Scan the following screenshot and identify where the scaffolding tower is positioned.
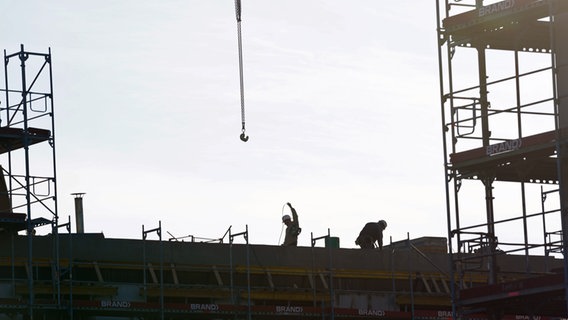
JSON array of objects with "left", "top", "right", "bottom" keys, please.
[
  {"left": 437, "top": 0, "right": 568, "bottom": 317},
  {"left": 0, "top": 44, "right": 59, "bottom": 319}
]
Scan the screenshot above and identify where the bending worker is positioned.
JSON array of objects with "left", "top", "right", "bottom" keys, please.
[
  {"left": 282, "top": 202, "right": 301, "bottom": 246},
  {"left": 355, "top": 220, "right": 387, "bottom": 249}
]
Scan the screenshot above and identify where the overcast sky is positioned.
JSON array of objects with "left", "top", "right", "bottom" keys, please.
[{"left": 0, "top": 1, "right": 446, "bottom": 247}]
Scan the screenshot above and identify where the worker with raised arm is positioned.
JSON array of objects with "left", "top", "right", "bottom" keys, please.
[
  {"left": 282, "top": 202, "right": 301, "bottom": 246},
  {"left": 355, "top": 220, "right": 387, "bottom": 249}
]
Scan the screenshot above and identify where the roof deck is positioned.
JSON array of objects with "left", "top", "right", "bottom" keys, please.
[{"left": 0, "top": 233, "right": 564, "bottom": 318}]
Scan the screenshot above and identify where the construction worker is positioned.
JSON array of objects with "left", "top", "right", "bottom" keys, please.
[
  {"left": 282, "top": 202, "right": 301, "bottom": 246},
  {"left": 355, "top": 220, "right": 387, "bottom": 249}
]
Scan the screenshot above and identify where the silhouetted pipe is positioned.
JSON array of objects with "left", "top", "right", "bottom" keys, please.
[{"left": 72, "top": 193, "right": 86, "bottom": 233}]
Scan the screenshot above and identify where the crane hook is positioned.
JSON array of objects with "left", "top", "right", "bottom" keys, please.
[{"left": 240, "top": 129, "right": 249, "bottom": 142}]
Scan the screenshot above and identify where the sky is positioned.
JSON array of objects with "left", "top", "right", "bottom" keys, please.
[{"left": 0, "top": 1, "right": 447, "bottom": 248}]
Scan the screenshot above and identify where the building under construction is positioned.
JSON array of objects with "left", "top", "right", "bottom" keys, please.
[{"left": 1, "top": 0, "right": 568, "bottom": 319}]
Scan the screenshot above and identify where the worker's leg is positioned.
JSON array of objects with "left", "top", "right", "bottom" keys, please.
[{"left": 359, "top": 241, "right": 374, "bottom": 249}]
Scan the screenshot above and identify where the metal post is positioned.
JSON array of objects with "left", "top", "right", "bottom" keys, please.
[
  {"left": 406, "top": 233, "right": 415, "bottom": 319},
  {"left": 142, "top": 222, "right": 163, "bottom": 320},
  {"left": 52, "top": 220, "right": 59, "bottom": 306},
  {"left": 477, "top": 48, "right": 498, "bottom": 285},
  {"left": 310, "top": 232, "right": 317, "bottom": 309},
  {"left": 549, "top": 1, "right": 568, "bottom": 312},
  {"left": 311, "top": 230, "right": 333, "bottom": 320},
  {"left": 327, "top": 228, "right": 334, "bottom": 320},
  {"left": 228, "top": 226, "right": 234, "bottom": 305},
  {"left": 69, "top": 216, "right": 73, "bottom": 320},
  {"left": 142, "top": 225, "right": 147, "bottom": 303},
  {"left": 55, "top": 217, "right": 71, "bottom": 318},
  {"left": 10, "top": 232, "right": 14, "bottom": 298},
  {"left": 435, "top": 0, "right": 459, "bottom": 316},
  {"left": 54, "top": 220, "right": 65, "bottom": 307},
  {"left": 473, "top": 0, "right": 499, "bottom": 286},
  {"left": 160, "top": 221, "right": 163, "bottom": 320},
  {"left": 246, "top": 225, "right": 251, "bottom": 320},
  {"left": 390, "top": 236, "right": 396, "bottom": 294},
  {"left": 541, "top": 186, "right": 553, "bottom": 271},
  {"left": 229, "top": 226, "right": 250, "bottom": 319},
  {"left": 17, "top": 43, "right": 34, "bottom": 320},
  {"left": 310, "top": 232, "right": 322, "bottom": 317},
  {"left": 47, "top": 47, "right": 61, "bottom": 317}
]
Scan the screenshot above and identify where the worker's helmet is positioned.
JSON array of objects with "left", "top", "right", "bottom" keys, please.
[
  {"left": 282, "top": 214, "right": 291, "bottom": 222},
  {"left": 378, "top": 220, "right": 387, "bottom": 229}
]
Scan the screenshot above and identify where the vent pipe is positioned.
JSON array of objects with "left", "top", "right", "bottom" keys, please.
[{"left": 72, "top": 193, "right": 86, "bottom": 233}]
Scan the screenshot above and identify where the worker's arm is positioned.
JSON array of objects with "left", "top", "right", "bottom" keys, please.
[{"left": 287, "top": 203, "right": 298, "bottom": 224}]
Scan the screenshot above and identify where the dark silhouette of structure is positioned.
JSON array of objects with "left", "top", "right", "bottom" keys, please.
[
  {"left": 437, "top": 0, "right": 568, "bottom": 317},
  {"left": 2, "top": 1, "right": 568, "bottom": 317}
]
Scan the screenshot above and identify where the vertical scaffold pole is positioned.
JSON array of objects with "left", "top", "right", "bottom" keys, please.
[
  {"left": 142, "top": 222, "right": 164, "bottom": 320},
  {"left": 550, "top": 0, "right": 568, "bottom": 312}
]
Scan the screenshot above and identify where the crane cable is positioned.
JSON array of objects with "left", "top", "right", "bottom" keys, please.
[
  {"left": 278, "top": 203, "right": 288, "bottom": 245},
  {"left": 235, "top": 0, "right": 249, "bottom": 142}
]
